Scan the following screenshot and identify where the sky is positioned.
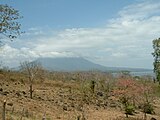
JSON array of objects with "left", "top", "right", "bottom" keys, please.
[{"left": 1, "top": 0, "right": 160, "bottom": 69}]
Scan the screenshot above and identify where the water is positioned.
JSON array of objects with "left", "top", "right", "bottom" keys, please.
[
  {"left": 112, "top": 71, "right": 155, "bottom": 78},
  {"left": 130, "top": 71, "right": 154, "bottom": 77}
]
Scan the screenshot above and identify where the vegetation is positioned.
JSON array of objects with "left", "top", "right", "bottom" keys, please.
[
  {"left": 0, "top": 69, "right": 160, "bottom": 120},
  {"left": 20, "top": 61, "right": 44, "bottom": 99},
  {"left": 0, "top": 4, "right": 22, "bottom": 41},
  {"left": 0, "top": 4, "right": 23, "bottom": 120},
  {"left": 152, "top": 38, "right": 160, "bottom": 84},
  {"left": 1, "top": 2, "right": 159, "bottom": 120}
]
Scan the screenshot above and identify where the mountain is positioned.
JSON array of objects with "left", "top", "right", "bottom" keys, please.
[
  {"left": 35, "top": 57, "right": 107, "bottom": 71},
  {"left": 34, "top": 57, "right": 152, "bottom": 72}
]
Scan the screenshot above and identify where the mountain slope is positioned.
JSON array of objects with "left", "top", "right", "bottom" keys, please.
[
  {"left": 35, "top": 57, "right": 152, "bottom": 72},
  {"left": 36, "top": 57, "right": 107, "bottom": 71}
]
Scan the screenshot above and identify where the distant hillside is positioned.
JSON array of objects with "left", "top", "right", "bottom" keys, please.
[
  {"left": 34, "top": 57, "right": 152, "bottom": 72},
  {"left": 35, "top": 57, "right": 107, "bottom": 71}
]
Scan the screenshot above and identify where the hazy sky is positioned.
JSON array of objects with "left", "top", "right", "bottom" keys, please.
[{"left": 1, "top": 0, "right": 160, "bottom": 69}]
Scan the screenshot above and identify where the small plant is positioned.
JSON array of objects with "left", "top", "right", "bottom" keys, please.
[
  {"left": 42, "top": 112, "right": 46, "bottom": 120},
  {"left": 143, "top": 103, "right": 154, "bottom": 114},
  {"left": 77, "top": 115, "right": 81, "bottom": 120},
  {"left": 90, "top": 80, "right": 96, "bottom": 94},
  {"left": 125, "top": 105, "right": 135, "bottom": 116}
]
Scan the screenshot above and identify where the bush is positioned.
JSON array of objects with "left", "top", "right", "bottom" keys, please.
[
  {"left": 143, "top": 103, "right": 154, "bottom": 114},
  {"left": 125, "top": 105, "right": 135, "bottom": 115},
  {"left": 90, "top": 80, "right": 96, "bottom": 93}
]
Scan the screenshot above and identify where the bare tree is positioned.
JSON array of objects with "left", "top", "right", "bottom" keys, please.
[{"left": 21, "top": 61, "right": 43, "bottom": 99}]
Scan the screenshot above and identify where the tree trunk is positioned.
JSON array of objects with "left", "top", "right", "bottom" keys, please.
[
  {"left": 30, "top": 84, "right": 33, "bottom": 99},
  {"left": 2, "top": 100, "right": 6, "bottom": 120},
  {"left": 42, "top": 112, "right": 46, "bottom": 120},
  {"left": 144, "top": 112, "right": 147, "bottom": 120},
  {"left": 125, "top": 113, "right": 128, "bottom": 118}
]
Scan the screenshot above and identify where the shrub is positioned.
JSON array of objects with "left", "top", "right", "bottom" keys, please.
[
  {"left": 143, "top": 103, "right": 154, "bottom": 114},
  {"left": 90, "top": 80, "right": 96, "bottom": 93},
  {"left": 125, "top": 105, "right": 135, "bottom": 115}
]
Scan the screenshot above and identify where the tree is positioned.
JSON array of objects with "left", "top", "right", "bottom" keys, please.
[
  {"left": 152, "top": 38, "right": 160, "bottom": 84},
  {"left": 0, "top": 4, "right": 22, "bottom": 40},
  {"left": 21, "top": 61, "right": 43, "bottom": 99},
  {"left": 113, "top": 78, "right": 137, "bottom": 117},
  {"left": 113, "top": 78, "right": 154, "bottom": 118}
]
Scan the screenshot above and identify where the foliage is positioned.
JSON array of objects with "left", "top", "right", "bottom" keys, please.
[
  {"left": 125, "top": 105, "right": 135, "bottom": 115},
  {"left": 142, "top": 103, "right": 154, "bottom": 114},
  {"left": 152, "top": 38, "right": 160, "bottom": 84},
  {"left": 113, "top": 78, "right": 138, "bottom": 117},
  {"left": 119, "top": 70, "right": 131, "bottom": 78},
  {"left": 113, "top": 77, "right": 154, "bottom": 117},
  {"left": 113, "top": 78, "right": 137, "bottom": 104},
  {"left": 0, "top": 4, "right": 22, "bottom": 40}
]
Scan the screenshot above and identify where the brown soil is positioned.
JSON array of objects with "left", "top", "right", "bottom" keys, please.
[{"left": 0, "top": 72, "right": 160, "bottom": 120}]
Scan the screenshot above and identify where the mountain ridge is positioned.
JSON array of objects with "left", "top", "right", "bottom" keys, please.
[{"left": 34, "top": 57, "right": 152, "bottom": 72}]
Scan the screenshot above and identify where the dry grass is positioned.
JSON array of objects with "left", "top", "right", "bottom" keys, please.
[{"left": 0, "top": 71, "right": 160, "bottom": 120}]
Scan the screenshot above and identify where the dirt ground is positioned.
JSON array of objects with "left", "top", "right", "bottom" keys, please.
[{"left": 0, "top": 72, "right": 160, "bottom": 120}]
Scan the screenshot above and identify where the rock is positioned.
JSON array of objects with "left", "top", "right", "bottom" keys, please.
[
  {"left": 109, "top": 102, "right": 117, "bottom": 108},
  {"left": 56, "top": 116, "right": 61, "bottom": 119},
  {"left": 77, "top": 106, "right": 83, "bottom": 111},
  {"left": 7, "top": 102, "right": 13, "bottom": 106},
  {"left": 15, "top": 92, "right": 21, "bottom": 97},
  {"left": 38, "top": 96, "right": 42, "bottom": 99},
  {"left": 22, "top": 91, "right": 26, "bottom": 95},
  {"left": 1, "top": 91, "right": 9, "bottom": 95},
  {"left": 71, "top": 103, "right": 75, "bottom": 108},
  {"left": 150, "top": 118, "right": 157, "bottom": 120},
  {"left": 97, "top": 91, "right": 103, "bottom": 96},
  {"left": 0, "top": 88, "right": 3, "bottom": 92},
  {"left": 63, "top": 105, "right": 68, "bottom": 111}
]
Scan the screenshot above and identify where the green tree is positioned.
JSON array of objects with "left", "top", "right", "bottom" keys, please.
[
  {"left": 152, "top": 38, "right": 160, "bottom": 84},
  {"left": 0, "top": 4, "right": 22, "bottom": 41}
]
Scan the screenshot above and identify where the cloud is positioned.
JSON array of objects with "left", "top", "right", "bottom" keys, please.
[
  {"left": 118, "top": 1, "right": 160, "bottom": 20},
  {"left": 1, "top": 0, "right": 160, "bottom": 68},
  {"left": 112, "top": 52, "right": 127, "bottom": 58},
  {"left": 0, "top": 44, "right": 78, "bottom": 67}
]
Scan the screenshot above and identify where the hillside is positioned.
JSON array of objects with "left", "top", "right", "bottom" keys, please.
[
  {"left": 0, "top": 71, "right": 160, "bottom": 120},
  {"left": 35, "top": 57, "right": 107, "bottom": 71},
  {"left": 35, "top": 57, "right": 152, "bottom": 73}
]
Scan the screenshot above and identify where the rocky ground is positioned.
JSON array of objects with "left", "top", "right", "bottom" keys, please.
[{"left": 0, "top": 72, "right": 160, "bottom": 120}]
